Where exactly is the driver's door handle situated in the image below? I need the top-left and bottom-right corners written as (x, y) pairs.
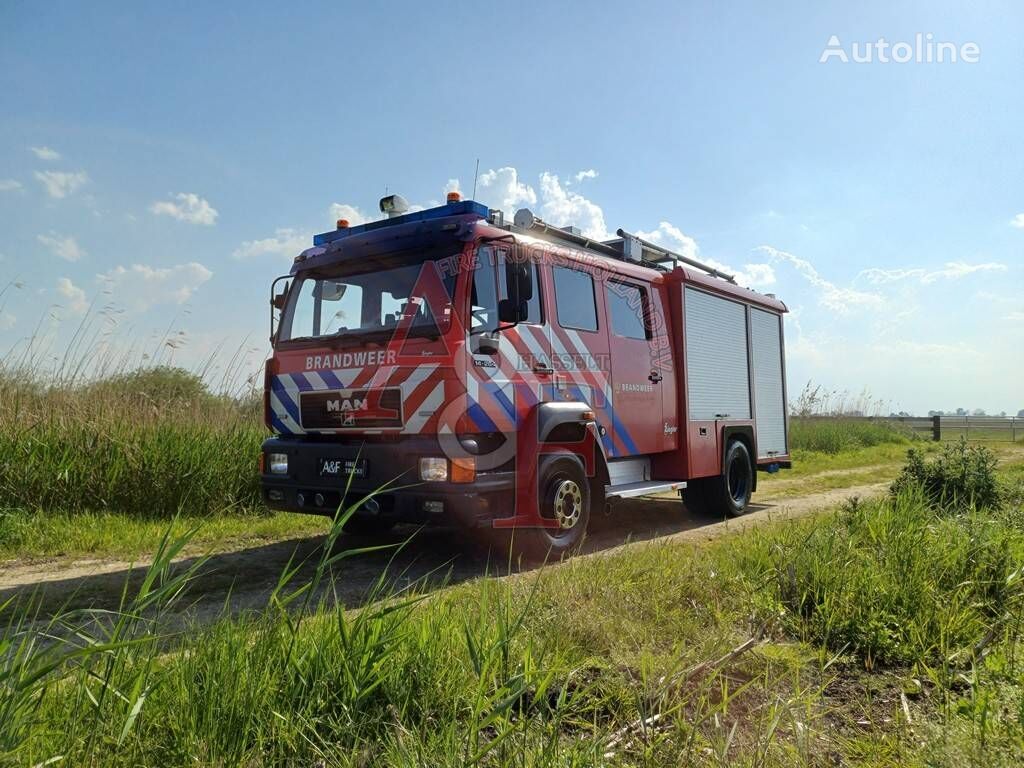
top-left (533, 363), bottom-right (554, 375)
top-left (648, 371), bottom-right (663, 383)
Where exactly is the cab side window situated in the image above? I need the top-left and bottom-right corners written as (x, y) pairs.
top-left (606, 281), bottom-right (650, 340)
top-left (470, 248), bottom-right (499, 332)
top-left (497, 257), bottom-right (543, 325)
top-left (472, 245), bottom-right (543, 331)
top-left (552, 265), bottom-right (598, 332)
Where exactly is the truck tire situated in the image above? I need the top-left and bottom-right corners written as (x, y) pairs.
top-left (487, 455), bottom-right (592, 563)
top-left (704, 440), bottom-right (754, 518)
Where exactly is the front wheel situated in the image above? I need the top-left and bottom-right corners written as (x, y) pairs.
top-left (703, 440), bottom-right (754, 518)
top-left (485, 455), bottom-right (592, 563)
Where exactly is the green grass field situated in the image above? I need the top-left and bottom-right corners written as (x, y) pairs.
top-left (2, 446), bottom-right (1023, 766)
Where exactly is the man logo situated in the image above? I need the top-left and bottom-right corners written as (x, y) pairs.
top-left (326, 397), bottom-right (368, 413)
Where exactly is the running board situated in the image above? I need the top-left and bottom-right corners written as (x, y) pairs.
top-left (605, 480), bottom-right (687, 499)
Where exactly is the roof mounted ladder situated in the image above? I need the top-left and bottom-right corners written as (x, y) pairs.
top-left (614, 228), bottom-right (737, 283)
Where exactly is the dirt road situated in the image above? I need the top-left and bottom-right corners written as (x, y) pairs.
top-left (0, 482), bottom-right (886, 625)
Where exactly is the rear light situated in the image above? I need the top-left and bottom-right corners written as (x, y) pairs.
top-left (451, 457), bottom-right (476, 483)
top-left (258, 453), bottom-right (265, 473)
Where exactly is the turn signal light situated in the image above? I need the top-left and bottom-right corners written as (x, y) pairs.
top-left (451, 457), bottom-right (476, 483)
top-left (446, 191), bottom-right (461, 203)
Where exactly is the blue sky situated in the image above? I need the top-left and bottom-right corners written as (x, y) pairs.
top-left (1, 1), bottom-right (1021, 413)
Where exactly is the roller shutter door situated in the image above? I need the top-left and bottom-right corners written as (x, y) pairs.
top-left (750, 308), bottom-right (787, 457)
top-left (684, 287), bottom-right (751, 421)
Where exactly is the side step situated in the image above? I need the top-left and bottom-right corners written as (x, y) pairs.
top-left (605, 480), bottom-right (687, 499)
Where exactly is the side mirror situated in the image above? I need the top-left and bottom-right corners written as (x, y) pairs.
top-left (272, 292), bottom-right (287, 311)
top-left (498, 298), bottom-right (526, 324)
top-left (505, 258), bottom-right (533, 303)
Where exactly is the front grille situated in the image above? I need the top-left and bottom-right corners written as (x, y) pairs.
top-left (300, 388), bottom-right (403, 429)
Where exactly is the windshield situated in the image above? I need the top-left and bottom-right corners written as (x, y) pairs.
top-left (278, 252), bottom-right (458, 343)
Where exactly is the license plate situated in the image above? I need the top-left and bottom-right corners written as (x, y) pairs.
top-left (318, 458), bottom-right (368, 478)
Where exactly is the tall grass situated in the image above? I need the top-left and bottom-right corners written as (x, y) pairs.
top-left (788, 417), bottom-right (913, 454)
top-left (0, 365), bottom-right (264, 518)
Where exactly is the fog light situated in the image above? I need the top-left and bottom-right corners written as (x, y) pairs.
top-left (419, 457), bottom-right (448, 482)
top-left (268, 452), bottom-right (288, 474)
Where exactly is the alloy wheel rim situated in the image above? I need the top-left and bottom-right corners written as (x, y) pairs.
top-left (552, 479), bottom-right (582, 530)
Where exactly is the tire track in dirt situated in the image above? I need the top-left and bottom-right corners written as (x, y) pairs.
top-left (0, 482), bottom-right (888, 625)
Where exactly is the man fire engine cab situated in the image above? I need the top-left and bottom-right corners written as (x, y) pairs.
top-left (261, 192), bottom-right (790, 559)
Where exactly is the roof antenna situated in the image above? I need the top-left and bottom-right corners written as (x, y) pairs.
top-left (471, 158), bottom-right (480, 200)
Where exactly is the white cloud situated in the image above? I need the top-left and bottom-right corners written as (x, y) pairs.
top-left (1006, 311), bottom-right (1024, 322)
top-left (97, 262), bottom-right (213, 311)
top-left (537, 172), bottom-right (608, 240)
top-left (30, 146), bottom-right (60, 161)
top-left (476, 167), bottom-right (537, 216)
top-left (233, 228), bottom-right (309, 261)
top-left (149, 193), bottom-right (218, 225)
top-left (37, 232), bottom-right (86, 262)
top-left (0, 312), bottom-right (15, 331)
top-left (328, 203), bottom-right (372, 226)
top-left (1011, 213), bottom-right (1024, 229)
top-left (444, 178), bottom-right (461, 194)
top-left (859, 261), bottom-right (1007, 284)
top-left (56, 277), bottom-right (89, 315)
top-left (757, 245), bottom-right (883, 313)
top-left (636, 221), bottom-right (700, 262)
top-left (0, 179), bottom-right (22, 192)
top-left (574, 169), bottom-right (598, 183)
top-left (636, 221), bottom-right (776, 288)
top-left (34, 170), bottom-right (88, 199)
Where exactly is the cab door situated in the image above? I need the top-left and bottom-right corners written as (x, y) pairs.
top-left (603, 278), bottom-right (666, 456)
top-left (467, 244), bottom-right (552, 434)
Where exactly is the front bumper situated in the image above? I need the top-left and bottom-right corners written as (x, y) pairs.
top-left (259, 436), bottom-right (515, 528)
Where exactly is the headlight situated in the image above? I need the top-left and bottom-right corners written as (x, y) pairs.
top-left (268, 452), bottom-right (288, 474)
top-left (419, 457), bottom-right (448, 482)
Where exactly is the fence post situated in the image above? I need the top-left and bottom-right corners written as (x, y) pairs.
top-left (932, 414), bottom-right (941, 442)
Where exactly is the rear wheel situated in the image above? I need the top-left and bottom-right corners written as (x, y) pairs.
top-left (704, 440), bottom-right (754, 518)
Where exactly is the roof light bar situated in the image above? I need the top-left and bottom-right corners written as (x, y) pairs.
top-left (313, 198), bottom-right (489, 247)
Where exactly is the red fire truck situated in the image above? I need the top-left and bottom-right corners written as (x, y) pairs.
top-left (260, 192), bottom-right (790, 558)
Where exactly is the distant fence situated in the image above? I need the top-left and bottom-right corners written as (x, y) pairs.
top-left (793, 415), bottom-right (1023, 442)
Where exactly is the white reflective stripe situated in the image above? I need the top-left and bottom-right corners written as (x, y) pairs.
top-left (403, 382), bottom-right (444, 434)
top-left (303, 371), bottom-right (328, 390)
top-left (515, 326), bottom-right (549, 366)
top-left (401, 363), bottom-right (439, 390)
top-left (564, 329), bottom-right (613, 403)
top-left (270, 390), bottom-right (305, 434)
